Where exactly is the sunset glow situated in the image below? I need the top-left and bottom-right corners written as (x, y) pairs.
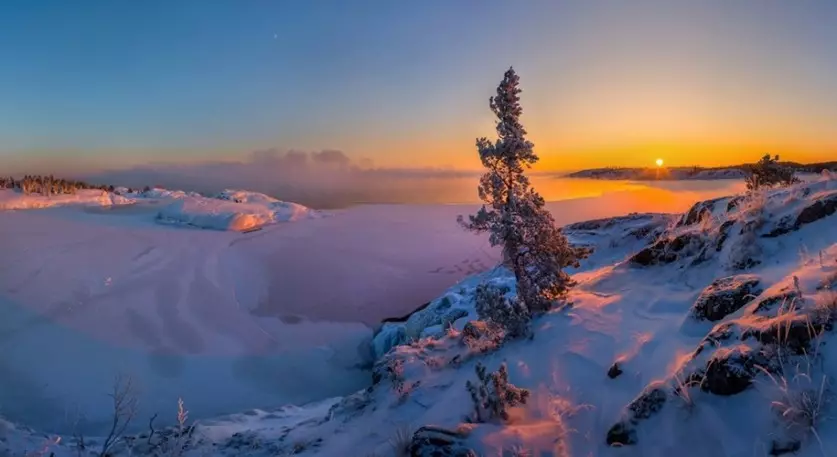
top-left (656, 159), bottom-right (664, 168)
top-left (2, 1), bottom-right (837, 175)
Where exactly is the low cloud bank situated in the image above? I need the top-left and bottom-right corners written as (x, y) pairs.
top-left (80, 148), bottom-right (748, 210)
top-left (83, 149), bottom-right (482, 208)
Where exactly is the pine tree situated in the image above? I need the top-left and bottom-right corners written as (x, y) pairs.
top-left (745, 154), bottom-right (799, 191)
top-left (458, 67), bottom-right (588, 313)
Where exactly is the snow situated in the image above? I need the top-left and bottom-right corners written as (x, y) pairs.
top-left (155, 196), bottom-right (316, 231)
top-left (6, 177), bottom-right (836, 456)
top-left (0, 187), bottom-right (320, 232)
top-left (0, 189), bottom-right (134, 210)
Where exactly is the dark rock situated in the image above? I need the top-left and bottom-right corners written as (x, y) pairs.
top-left (630, 233), bottom-right (703, 266)
top-left (679, 198), bottom-right (725, 227)
top-left (764, 192), bottom-right (837, 238)
top-left (627, 386), bottom-right (667, 419)
top-left (763, 217), bottom-right (794, 238)
top-left (715, 220), bottom-right (735, 252)
top-left (743, 315), bottom-right (833, 355)
top-left (770, 439), bottom-right (801, 456)
top-left (607, 362), bottom-right (623, 379)
top-left (698, 347), bottom-right (756, 395)
top-left (689, 275), bottom-right (762, 321)
top-left (408, 426), bottom-right (477, 457)
top-left (795, 192), bottom-right (837, 227)
top-left (727, 196), bottom-right (744, 212)
top-left (604, 386), bottom-right (666, 447)
top-left (605, 421), bottom-right (636, 446)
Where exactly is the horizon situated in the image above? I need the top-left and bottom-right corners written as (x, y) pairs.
top-left (2, 0), bottom-right (837, 179)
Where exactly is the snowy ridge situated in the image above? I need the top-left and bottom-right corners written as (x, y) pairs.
top-left (0, 189), bottom-right (134, 210)
top-left (0, 187), bottom-right (320, 231)
top-left (4, 174), bottom-right (837, 456)
top-left (142, 188), bottom-right (322, 231)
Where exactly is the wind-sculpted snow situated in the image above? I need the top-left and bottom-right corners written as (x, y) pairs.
top-left (5, 176), bottom-right (837, 457)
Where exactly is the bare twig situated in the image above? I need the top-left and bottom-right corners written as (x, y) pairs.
top-left (147, 413), bottom-right (158, 446)
top-left (99, 374), bottom-right (138, 457)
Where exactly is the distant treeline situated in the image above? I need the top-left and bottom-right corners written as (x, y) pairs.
top-left (780, 161), bottom-right (837, 173)
top-left (0, 175), bottom-right (150, 196)
top-left (568, 160), bottom-right (837, 180)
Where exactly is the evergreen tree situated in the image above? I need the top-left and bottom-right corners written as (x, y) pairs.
top-left (459, 67), bottom-right (588, 313)
top-left (745, 154), bottom-right (799, 191)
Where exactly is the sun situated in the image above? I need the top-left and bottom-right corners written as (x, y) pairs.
top-left (655, 158), bottom-right (664, 167)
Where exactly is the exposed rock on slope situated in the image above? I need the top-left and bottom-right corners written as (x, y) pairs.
top-left (609, 248), bottom-right (837, 452)
top-left (688, 274), bottom-right (762, 321)
top-left (630, 175), bottom-right (837, 270)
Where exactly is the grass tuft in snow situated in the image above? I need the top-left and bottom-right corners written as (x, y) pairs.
top-left (388, 424), bottom-right (412, 457)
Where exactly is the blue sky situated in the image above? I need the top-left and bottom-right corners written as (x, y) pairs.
top-left (2, 0), bottom-right (837, 173)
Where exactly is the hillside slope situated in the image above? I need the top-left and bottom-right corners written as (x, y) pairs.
top-left (3, 172), bottom-right (837, 456)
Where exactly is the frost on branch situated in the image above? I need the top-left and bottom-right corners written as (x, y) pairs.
top-left (458, 67), bottom-right (587, 313)
top-left (474, 283), bottom-right (531, 340)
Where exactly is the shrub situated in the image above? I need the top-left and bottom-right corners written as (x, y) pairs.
top-left (745, 154), bottom-right (799, 191)
top-left (466, 362), bottom-right (529, 423)
top-left (474, 283), bottom-right (532, 339)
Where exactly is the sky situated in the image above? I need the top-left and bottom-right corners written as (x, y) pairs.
top-left (1, 0), bottom-right (837, 176)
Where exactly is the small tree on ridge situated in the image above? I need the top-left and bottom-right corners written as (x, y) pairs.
top-left (458, 67), bottom-right (588, 313)
top-left (745, 154), bottom-right (799, 191)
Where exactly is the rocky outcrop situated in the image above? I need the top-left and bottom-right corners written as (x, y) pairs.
top-left (689, 275), bottom-right (762, 321)
top-left (678, 197), bottom-right (729, 227)
top-left (606, 383), bottom-right (667, 446)
top-left (607, 362), bottom-right (623, 379)
top-left (630, 233), bottom-right (703, 266)
top-left (608, 268), bottom-right (837, 448)
top-left (764, 191), bottom-right (837, 238)
top-left (408, 426), bottom-right (477, 457)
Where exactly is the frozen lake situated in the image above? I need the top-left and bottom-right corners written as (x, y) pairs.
top-left (0, 178), bottom-right (746, 434)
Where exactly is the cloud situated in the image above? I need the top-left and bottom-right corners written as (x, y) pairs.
top-left (82, 149), bottom-right (481, 208)
top-left (311, 149), bottom-right (351, 167)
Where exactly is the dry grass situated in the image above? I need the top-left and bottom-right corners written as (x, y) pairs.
top-left (388, 424), bottom-right (412, 457)
top-left (755, 295), bottom-right (834, 453)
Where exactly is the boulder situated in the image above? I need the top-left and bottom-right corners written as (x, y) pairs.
top-left (630, 233), bottom-right (703, 266)
top-left (408, 426), bottom-right (477, 457)
top-left (689, 275), bottom-right (762, 321)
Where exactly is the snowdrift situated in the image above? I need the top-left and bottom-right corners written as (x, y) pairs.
top-left (155, 189), bottom-right (319, 231)
top-left (0, 185), bottom-right (319, 232)
top-left (0, 189), bottom-right (134, 210)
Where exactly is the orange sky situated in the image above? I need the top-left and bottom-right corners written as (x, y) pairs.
top-left (3, 1), bottom-right (837, 175)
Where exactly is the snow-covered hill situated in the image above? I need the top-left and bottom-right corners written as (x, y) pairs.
top-left (0, 187), bottom-right (320, 231)
top-left (4, 173), bottom-right (837, 456)
top-left (0, 188), bottom-right (134, 210)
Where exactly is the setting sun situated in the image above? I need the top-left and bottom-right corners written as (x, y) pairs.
top-left (656, 158), bottom-right (664, 167)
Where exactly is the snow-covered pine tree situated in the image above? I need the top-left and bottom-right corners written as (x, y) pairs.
top-left (458, 67), bottom-right (588, 313)
top-left (745, 154), bottom-right (799, 191)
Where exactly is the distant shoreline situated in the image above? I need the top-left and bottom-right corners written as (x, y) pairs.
top-left (566, 161), bottom-right (837, 181)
